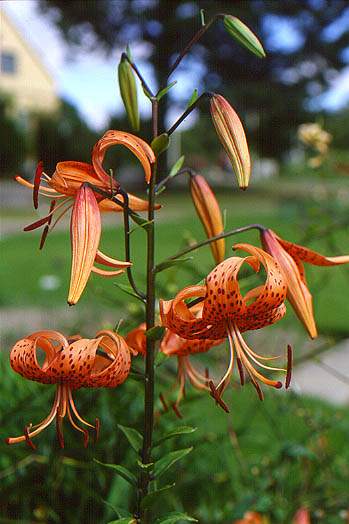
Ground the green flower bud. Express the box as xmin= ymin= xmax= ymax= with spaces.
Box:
xmin=223 ymin=15 xmax=266 ymax=59
xmin=118 ymin=57 xmax=140 ymax=131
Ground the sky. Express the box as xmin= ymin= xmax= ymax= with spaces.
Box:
xmin=2 ymin=0 xmax=349 ymax=131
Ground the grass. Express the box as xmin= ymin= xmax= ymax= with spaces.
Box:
xmin=1 ymin=189 xmax=348 ymax=336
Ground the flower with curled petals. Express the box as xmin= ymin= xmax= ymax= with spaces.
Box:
xmin=16 ymin=131 xmax=158 ymax=303
xmin=160 ymin=243 xmax=290 ymax=408
xmin=126 ymin=319 xmax=223 ymax=416
xmin=6 ymin=329 xmax=132 ymax=449
xmin=261 ymin=229 xmax=349 ymax=338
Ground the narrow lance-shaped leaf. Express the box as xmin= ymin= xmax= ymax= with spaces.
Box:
xmin=117 ymin=424 xmax=143 ymax=453
xmin=94 ymin=459 xmax=137 ymax=486
xmin=154 ymin=447 xmax=193 ymax=479
xmin=168 ymin=155 xmax=185 ymax=178
xmin=154 ymin=426 xmax=197 ymax=447
xmin=156 ymin=80 xmax=177 ymax=101
xmin=154 ymin=512 xmax=198 ymax=524
xmin=223 ymin=15 xmax=266 ymax=58
xmin=151 ymin=133 xmax=170 ymax=156
xmin=108 ymin=519 xmax=137 ymax=524
xmin=186 ymin=88 xmax=198 ymax=109
xmin=140 ymin=484 xmax=175 ymax=509
xmin=155 ymin=257 xmax=193 ymax=274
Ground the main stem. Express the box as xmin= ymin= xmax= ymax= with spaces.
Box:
xmin=138 ymin=98 xmax=159 ymax=522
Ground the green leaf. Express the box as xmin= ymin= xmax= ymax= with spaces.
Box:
xmin=155 ymin=352 xmax=169 ymax=367
xmin=102 ymin=499 xmax=131 ymax=519
xmin=141 ymin=484 xmax=175 ymax=509
xmin=154 ymin=426 xmax=197 ymax=447
xmin=168 ymin=155 xmax=185 ymax=178
xmin=128 ymin=371 xmax=145 ymax=382
xmin=156 ymin=81 xmax=177 ymax=100
xmin=94 ymin=460 xmax=137 ymax=486
xmin=151 ymin=133 xmax=170 ymax=156
xmin=154 ymin=448 xmax=193 ymax=479
xmin=118 ymin=424 xmax=143 ymax=453
xmin=130 ymin=213 xmax=153 ymax=230
xmin=155 ymin=257 xmax=193 ymax=274
xmin=186 ymin=89 xmax=198 ymax=109
xmin=154 ymin=512 xmax=197 ymax=524
xmin=136 ymin=459 xmax=154 ymax=470
xmin=223 ymin=15 xmax=266 ymax=59
xmin=145 ymin=326 xmax=166 ymax=341
xmin=113 ymin=282 xmax=144 ymax=303
xmin=108 ymin=519 xmax=137 ymax=524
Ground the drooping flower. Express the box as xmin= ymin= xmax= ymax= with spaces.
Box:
xmin=16 ymin=131 xmax=159 ymax=304
xmin=233 ymin=511 xmax=266 ymax=524
xmin=190 ymin=173 xmax=225 ymax=263
xmin=126 ymin=318 xmax=223 ymax=415
xmin=292 ymin=508 xmax=311 ymax=524
xmin=6 ymin=329 xmax=132 ymax=448
xmin=261 ymin=229 xmax=349 ymax=338
xmin=210 ymin=94 xmax=251 ymax=190
xmin=160 ymin=243 xmax=290 ymax=408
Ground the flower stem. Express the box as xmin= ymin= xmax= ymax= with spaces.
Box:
xmin=137 ymin=98 xmax=159 ymax=523
xmin=155 ymin=223 xmax=266 ymax=271
xmin=166 ymin=92 xmax=212 ymax=136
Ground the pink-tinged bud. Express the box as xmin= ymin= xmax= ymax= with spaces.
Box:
xmin=68 ymin=185 xmax=101 ymax=305
xmin=292 ymin=508 xmax=311 ymax=524
xmin=210 ymin=94 xmax=251 ymax=190
xmin=190 ymin=174 xmax=225 ymax=263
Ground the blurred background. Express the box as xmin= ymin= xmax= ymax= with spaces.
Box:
xmin=0 ymin=1 xmax=349 ymax=523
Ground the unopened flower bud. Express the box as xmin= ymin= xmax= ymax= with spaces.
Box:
xmin=118 ymin=57 xmax=140 ymax=131
xmin=223 ymin=15 xmax=266 ymax=59
xmin=190 ymin=174 xmax=225 ymax=263
xmin=210 ymin=94 xmax=251 ymax=190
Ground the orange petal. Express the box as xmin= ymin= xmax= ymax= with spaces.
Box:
xmin=275 ymin=233 xmax=349 ymax=266
xmin=98 ymin=192 xmax=161 ymax=212
xmin=91 ymin=266 xmax=125 ymax=277
xmin=95 ymin=250 xmax=131 ymax=268
xmin=125 ymin=323 xmax=147 ymax=355
xmin=92 ymin=130 xmax=156 ymax=185
xmin=210 ymin=94 xmax=251 ymax=189
xmin=68 ymin=185 xmax=101 ymax=305
xmin=261 ymin=229 xmax=317 ymax=338
xmin=52 ymin=161 xmax=117 ymax=197
xmin=190 ymin=174 xmax=225 ymax=263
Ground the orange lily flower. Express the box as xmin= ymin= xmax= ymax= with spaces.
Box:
xmin=234 ymin=511 xmax=265 ymax=524
xmin=190 ymin=173 xmax=225 ymax=263
xmin=292 ymin=508 xmax=311 ymax=524
xmin=160 ymin=243 xmax=290 ymax=407
xmin=16 ymin=131 xmax=159 ymax=304
xmin=126 ymin=318 xmax=223 ymax=415
xmin=261 ymin=229 xmax=349 ymax=338
xmin=6 ymin=329 xmax=132 ymax=448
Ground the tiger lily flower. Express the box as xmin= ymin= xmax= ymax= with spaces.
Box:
xmin=190 ymin=173 xmax=225 ymax=263
xmin=16 ymin=131 xmax=158 ymax=303
xmin=6 ymin=329 xmax=132 ymax=449
xmin=160 ymin=243 xmax=290 ymax=408
xmin=234 ymin=511 xmax=265 ymax=524
xmin=126 ymin=318 xmax=223 ymax=415
xmin=261 ymin=229 xmax=349 ymax=338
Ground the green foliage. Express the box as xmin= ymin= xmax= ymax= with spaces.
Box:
xmin=94 ymin=460 xmax=137 ymax=486
xmin=154 ymin=427 xmax=197 ymax=447
xmin=156 ymin=81 xmax=178 ymax=101
xmin=151 ymin=133 xmax=170 ymax=157
xmin=117 ymin=425 xmax=143 ymax=453
xmin=153 ymin=448 xmax=193 ymax=479
xmin=154 ymin=512 xmax=197 ymax=523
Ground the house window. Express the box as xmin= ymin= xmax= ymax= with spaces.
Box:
xmin=1 ymin=52 xmax=17 ymax=74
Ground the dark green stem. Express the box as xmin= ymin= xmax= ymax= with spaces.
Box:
xmin=155 ymin=223 xmax=266 ymax=271
xmin=137 ymin=98 xmax=159 ymax=523
xmin=166 ymin=92 xmax=212 ymax=136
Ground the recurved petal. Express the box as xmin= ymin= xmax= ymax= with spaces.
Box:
xmin=95 ymin=250 xmax=131 ymax=269
xmin=52 ymin=161 xmax=116 ymax=196
xmin=86 ymin=330 xmax=131 ymax=387
xmin=68 ymin=185 xmax=101 ymax=305
xmin=125 ymin=323 xmax=147 ymax=355
xmin=160 ymin=285 xmax=208 ymax=339
xmin=274 ymin=233 xmax=349 ymax=267
xmin=261 ymin=229 xmax=317 ymax=338
xmin=210 ymin=94 xmax=251 ymax=189
xmin=234 ymin=243 xmax=287 ymax=317
xmin=161 ymin=330 xmax=222 ymax=357
xmin=92 ymin=130 xmax=156 ymax=185
xmin=98 ymin=192 xmax=161 ymax=212
xmin=190 ymin=174 xmax=225 ymax=263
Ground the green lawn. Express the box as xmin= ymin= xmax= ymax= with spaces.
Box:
xmin=1 ymin=189 xmax=348 ymax=335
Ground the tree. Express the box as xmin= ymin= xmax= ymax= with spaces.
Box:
xmin=38 ymin=0 xmax=349 ymax=156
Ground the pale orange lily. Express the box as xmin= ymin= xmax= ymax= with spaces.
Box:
xmin=261 ymin=229 xmax=349 ymax=338
xmin=6 ymin=329 xmax=132 ymax=448
xmin=190 ymin=173 xmax=225 ymax=263
xmin=292 ymin=508 xmax=311 ymax=524
xmin=16 ymin=131 xmax=159 ymax=304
